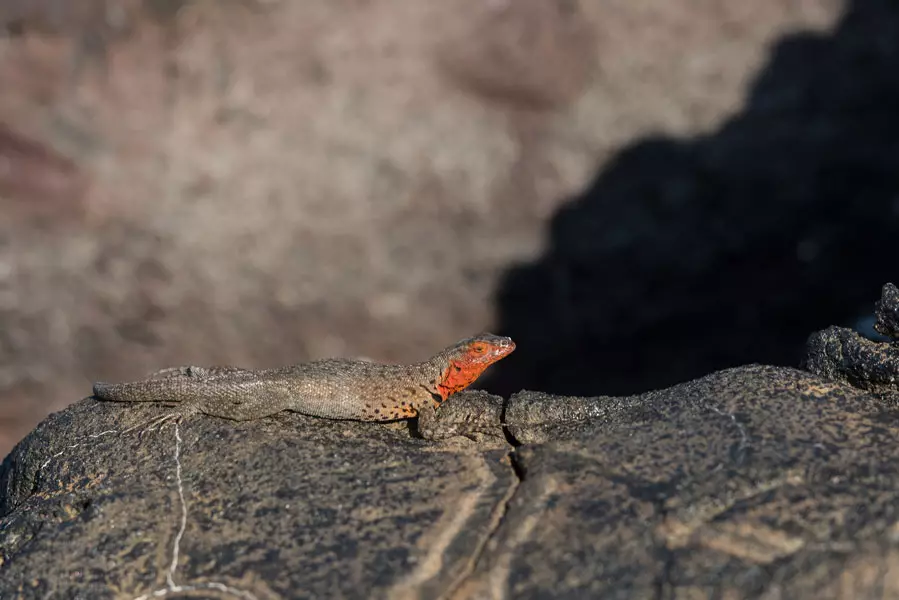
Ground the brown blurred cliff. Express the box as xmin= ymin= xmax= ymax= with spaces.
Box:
xmin=1 ymin=0 xmax=885 ymax=455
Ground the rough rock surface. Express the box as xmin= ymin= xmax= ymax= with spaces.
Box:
xmin=806 ymin=283 xmax=899 ymax=394
xmin=5 ymin=353 xmax=899 ymax=597
xmin=0 ymin=397 xmax=518 ymax=599
xmin=493 ymin=366 xmax=899 ymax=598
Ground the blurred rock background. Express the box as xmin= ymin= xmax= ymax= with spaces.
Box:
xmin=0 ymin=0 xmax=895 ymax=455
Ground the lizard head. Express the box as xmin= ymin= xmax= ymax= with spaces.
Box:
xmin=433 ymin=333 xmax=515 ymax=402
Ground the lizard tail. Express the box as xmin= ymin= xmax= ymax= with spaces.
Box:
xmin=93 ymin=382 xmax=146 ymax=403
xmin=92 ymin=379 xmax=205 ymax=404
xmin=92 ymin=382 xmax=119 ymax=400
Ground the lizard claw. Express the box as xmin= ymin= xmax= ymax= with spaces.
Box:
xmin=123 ymin=412 xmax=183 ymax=437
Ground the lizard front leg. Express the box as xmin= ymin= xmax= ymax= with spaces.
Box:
xmin=415 ymin=391 xmax=506 ymax=442
xmin=415 ymin=402 xmax=440 ymax=440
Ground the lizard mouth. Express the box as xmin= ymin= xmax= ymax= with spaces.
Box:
xmin=479 ymin=337 xmax=515 ymax=364
xmin=487 ymin=341 xmax=515 ymax=364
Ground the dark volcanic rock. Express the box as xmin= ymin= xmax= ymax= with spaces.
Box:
xmin=0 ymin=399 xmax=517 ymax=599
xmin=504 ymin=389 xmax=649 ymax=445
xmin=4 ymin=362 xmax=899 ymax=598
xmin=875 ymin=283 xmax=899 ymax=340
xmin=474 ymin=365 xmax=899 ymax=598
xmin=805 ymin=282 xmax=899 ymax=395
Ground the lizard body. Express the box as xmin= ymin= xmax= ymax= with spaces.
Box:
xmin=92 ymin=334 xmax=515 ymax=427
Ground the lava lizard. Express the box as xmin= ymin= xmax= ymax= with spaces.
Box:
xmin=92 ymin=333 xmax=515 ymax=437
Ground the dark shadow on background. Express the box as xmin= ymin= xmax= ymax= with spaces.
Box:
xmin=486 ymin=0 xmax=899 ymax=397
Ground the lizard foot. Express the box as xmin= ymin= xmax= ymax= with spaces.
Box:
xmin=416 ymin=391 xmax=506 ymax=442
xmin=123 ymin=411 xmax=185 ymax=438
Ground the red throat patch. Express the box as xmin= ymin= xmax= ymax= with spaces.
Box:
xmin=436 ymin=359 xmax=485 ymax=402
xmin=433 ymin=335 xmax=515 ymax=405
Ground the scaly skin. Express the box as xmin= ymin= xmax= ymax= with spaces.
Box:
xmin=92 ymin=334 xmax=515 ymax=431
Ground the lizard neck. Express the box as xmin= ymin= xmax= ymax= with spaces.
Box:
xmin=425 ymin=356 xmax=485 ymax=403
xmin=411 ymin=360 xmax=445 ymax=406
xmin=417 ymin=334 xmax=514 ymax=407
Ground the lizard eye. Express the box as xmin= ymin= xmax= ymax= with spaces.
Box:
xmin=471 ymin=344 xmax=487 ymax=354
